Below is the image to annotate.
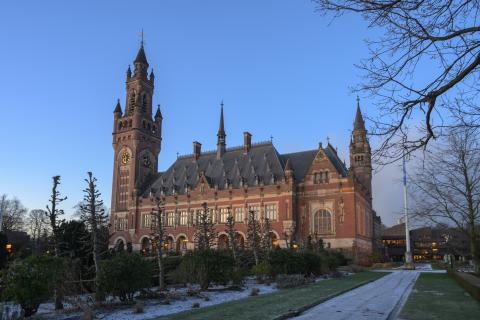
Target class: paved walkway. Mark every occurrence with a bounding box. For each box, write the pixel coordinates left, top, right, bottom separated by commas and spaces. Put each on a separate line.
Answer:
293, 270, 420, 320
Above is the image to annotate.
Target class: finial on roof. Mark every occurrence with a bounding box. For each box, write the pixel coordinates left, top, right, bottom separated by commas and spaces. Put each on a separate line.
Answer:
134, 30, 148, 66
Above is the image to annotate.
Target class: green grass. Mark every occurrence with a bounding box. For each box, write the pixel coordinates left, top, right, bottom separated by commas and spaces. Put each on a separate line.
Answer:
400, 273, 480, 320
156, 272, 386, 320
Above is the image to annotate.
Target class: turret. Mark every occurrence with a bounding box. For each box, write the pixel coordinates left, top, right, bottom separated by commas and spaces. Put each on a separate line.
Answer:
349, 97, 372, 194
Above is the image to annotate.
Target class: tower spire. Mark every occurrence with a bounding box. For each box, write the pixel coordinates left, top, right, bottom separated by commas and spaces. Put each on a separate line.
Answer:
354, 96, 365, 130
217, 101, 226, 158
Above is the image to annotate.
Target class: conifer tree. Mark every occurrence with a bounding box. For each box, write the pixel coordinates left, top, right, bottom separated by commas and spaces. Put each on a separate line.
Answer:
79, 172, 108, 301
194, 202, 217, 251
225, 209, 237, 263
260, 217, 272, 257
150, 194, 167, 291
45, 175, 67, 310
246, 210, 261, 265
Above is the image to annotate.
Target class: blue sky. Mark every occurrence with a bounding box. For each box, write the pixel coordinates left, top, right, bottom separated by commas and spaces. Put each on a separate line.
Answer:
0, 0, 405, 226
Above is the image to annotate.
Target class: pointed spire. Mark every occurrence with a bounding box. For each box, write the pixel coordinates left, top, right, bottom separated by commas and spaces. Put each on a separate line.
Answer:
127, 65, 132, 78
134, 42, 149, 66
354, 96, 365, 130
155, 104, 163, 120
114, 99, 122, 115
218, 100, 225, 135
217, 101, 226, 158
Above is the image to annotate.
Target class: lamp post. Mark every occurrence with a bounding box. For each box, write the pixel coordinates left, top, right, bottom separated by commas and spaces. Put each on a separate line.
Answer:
403, 149, 414, 269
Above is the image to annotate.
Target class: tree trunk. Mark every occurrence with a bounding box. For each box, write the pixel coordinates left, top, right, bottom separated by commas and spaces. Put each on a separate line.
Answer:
157, 244, 165, 291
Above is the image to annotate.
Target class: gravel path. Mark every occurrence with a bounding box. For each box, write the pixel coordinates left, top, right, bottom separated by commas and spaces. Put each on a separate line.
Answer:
293, 270, 420, 320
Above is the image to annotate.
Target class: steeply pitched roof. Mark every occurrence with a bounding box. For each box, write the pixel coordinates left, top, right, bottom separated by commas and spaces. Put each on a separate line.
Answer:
147, 140, 349, 196
134, 44, 148, 66
148, 142, 285, 196
354, 100, 365, 130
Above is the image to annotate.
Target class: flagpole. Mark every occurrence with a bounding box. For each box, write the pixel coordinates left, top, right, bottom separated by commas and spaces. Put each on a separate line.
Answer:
403, 148, 413, 269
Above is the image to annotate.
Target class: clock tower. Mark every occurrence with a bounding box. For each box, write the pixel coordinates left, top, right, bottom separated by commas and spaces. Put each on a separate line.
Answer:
111, 42, 162, 215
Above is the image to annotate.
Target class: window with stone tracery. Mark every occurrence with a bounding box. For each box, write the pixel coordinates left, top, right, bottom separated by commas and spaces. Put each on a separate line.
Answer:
314, 209, 332, 234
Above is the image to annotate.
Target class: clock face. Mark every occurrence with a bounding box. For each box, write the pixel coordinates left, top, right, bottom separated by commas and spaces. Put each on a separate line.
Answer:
121, 151, 131, 165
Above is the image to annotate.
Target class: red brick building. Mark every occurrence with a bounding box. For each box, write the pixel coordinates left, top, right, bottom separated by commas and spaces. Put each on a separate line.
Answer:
109, 44, 375, 258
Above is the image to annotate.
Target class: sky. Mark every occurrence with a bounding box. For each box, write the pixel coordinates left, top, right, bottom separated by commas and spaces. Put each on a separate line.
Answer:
0, 0, 407, 226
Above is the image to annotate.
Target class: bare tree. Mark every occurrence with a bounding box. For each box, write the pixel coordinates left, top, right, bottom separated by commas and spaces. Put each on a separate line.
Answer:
79, 172, 108, 301
246, 210, 261, 265
0, 194, 27, 232
45, 175, 67, 310
150, 193, 167, 291
314, 1, 480, 161
194, 202, 217, 251
410, 127, 480, 272
225, 211, 238, 263
27, 209, 49, 252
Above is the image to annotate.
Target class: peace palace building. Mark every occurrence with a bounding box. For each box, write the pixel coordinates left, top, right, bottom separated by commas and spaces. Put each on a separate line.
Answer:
109, 44, 377, 259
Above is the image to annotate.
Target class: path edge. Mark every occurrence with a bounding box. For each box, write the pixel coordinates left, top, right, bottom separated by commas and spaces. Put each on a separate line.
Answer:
273, 272, 389, 320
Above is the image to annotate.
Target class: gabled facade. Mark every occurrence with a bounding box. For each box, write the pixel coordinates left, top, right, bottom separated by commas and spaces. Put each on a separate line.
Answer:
109, 44, 375, 260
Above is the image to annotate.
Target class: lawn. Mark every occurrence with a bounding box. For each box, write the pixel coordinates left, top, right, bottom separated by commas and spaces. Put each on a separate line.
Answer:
156, 271, 386, 320
400, 273, 480, 320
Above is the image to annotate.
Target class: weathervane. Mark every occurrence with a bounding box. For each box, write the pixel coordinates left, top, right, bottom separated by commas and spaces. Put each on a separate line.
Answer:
139, 29, 144, 46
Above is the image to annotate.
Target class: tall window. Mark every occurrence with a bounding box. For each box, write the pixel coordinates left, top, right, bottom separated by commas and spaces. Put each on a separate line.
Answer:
265, 204, 278, 221
219, 208, 230, 223
179, 210, 188, 226
166, 212, 175, 227
234, 207, 244, 223
314, 171, 329, 184
248, 205, 260, 220
142, 213, 153, 229
116, 217, 127, 231
314, 209, 332, 234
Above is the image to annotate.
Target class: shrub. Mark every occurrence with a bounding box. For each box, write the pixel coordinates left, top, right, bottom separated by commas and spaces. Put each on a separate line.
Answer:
192, 302, 200, 308
250, 287, 259, 296
302, 252, 323, 276
2, 255, 64, 317
168, 250, 233, 290
269, 250, 306, 276
251, 261, 272, 282
98, 252, 152, 302
276, 274, 312, 289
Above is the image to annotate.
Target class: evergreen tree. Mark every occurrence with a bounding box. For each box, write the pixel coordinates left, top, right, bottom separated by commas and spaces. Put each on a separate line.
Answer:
194, 202, 217, 251
225, 211, 237, 263
45, 175, 67, 310
260, 217, 272, 257
246, 210, 261, 265
150, 194, 167, 291
79, 172, 109, 301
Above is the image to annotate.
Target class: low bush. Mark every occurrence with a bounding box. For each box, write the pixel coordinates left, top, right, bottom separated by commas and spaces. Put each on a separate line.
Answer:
2, 254, 64, 317
276, 274, 313, 289
98, 252, 153, 302
251, 261, 272, 282
269, 250, 306, 276
250, 287, 260, 296
168, 250, 234, 290
448, 271, 480, 301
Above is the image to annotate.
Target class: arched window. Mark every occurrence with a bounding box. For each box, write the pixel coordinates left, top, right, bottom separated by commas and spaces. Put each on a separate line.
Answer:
142, 94, 147, 112
129, 91, 136, 114
314, 209, 332, 234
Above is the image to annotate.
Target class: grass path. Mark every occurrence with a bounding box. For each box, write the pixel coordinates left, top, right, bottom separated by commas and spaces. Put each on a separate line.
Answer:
400, 273, 480, 320
156, 272, 386, 320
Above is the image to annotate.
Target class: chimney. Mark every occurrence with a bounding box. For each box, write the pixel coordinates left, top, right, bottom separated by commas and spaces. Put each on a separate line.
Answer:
193, 141, 202, 160
243, 132, 252, 153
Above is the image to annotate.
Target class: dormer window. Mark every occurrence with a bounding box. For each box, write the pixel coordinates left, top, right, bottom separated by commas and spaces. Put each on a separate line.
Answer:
314, 171, 329, 184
